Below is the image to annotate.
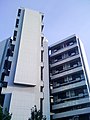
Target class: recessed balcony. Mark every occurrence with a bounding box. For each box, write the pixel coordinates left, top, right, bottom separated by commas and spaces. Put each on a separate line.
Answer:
52, 80, 86, 94
51, 60, 81, 77
50, 43, 77, 57
50, 54, 80, 68
53, 89, 88, 105
52, 107, 90, 119
50, 49, 79, 65
51, 66, 83, 80
53, 77, 84, 88
52, 97, 90, 110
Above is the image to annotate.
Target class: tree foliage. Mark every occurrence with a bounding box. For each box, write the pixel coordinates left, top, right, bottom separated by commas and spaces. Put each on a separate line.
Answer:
0, 106, 12, 120
28, 105, 46, 120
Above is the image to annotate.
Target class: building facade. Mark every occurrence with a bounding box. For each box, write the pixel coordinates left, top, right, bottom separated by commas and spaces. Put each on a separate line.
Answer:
0, 8, 50, 120
49, 35, 90, 120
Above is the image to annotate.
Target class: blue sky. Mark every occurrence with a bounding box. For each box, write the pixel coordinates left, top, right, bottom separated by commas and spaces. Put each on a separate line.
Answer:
0, 0, 90, 66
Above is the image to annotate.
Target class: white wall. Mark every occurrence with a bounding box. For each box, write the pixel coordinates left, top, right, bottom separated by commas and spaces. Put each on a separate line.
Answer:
43, 38, 50, 120
14, 9, 41, 86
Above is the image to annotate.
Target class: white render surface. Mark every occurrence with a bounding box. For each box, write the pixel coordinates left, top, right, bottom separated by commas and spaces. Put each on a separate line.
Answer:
43, 38, 50, 120
9, 87, 36, 120
14, 9, 42, 85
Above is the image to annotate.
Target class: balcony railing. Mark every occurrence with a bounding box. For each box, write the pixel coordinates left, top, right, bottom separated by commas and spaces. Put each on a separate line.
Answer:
51, 63, 81, 76
53, 78, 84, 88
54, 93, 88, 104
51, 41, 77, 55
51, 51, 79, 65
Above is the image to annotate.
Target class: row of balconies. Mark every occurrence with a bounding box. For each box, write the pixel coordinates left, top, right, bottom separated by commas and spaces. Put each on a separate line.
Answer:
50, 54, 80, 69
51, 37, 77, 55
52, 81, 87, 96
50, 47, 79, 64
51, 60, 81, 76
53, 101, 90, 116
54, 92, 88, 105
53, 76, 84, 88
50, 42, 78, 58
50, 66, 83, 80
52, 97, 90, 110
52, 107, 90, 119
52, 71, 84, 85
53, 88, 88, 104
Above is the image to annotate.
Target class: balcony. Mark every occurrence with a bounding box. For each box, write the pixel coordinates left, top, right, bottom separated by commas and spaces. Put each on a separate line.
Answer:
53, 91, 88, 105
50, 49, 79, 65
50, 43, 77, 57
51, 66, 83, 80
52, 80, 86, 94
52, 97, 90, 110
50, 54, 80, 68
52, 107, 90, 119
53, 76, 84, 88
51, 60, 81, 76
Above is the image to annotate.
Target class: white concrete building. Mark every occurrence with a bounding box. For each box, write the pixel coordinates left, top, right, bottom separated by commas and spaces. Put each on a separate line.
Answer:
0, 8, 50, 120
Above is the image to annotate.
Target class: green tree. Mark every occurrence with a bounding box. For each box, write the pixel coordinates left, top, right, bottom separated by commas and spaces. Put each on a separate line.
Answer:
28, 105, 46, 120
0, 106, 3, 119
0, 105, 12, 120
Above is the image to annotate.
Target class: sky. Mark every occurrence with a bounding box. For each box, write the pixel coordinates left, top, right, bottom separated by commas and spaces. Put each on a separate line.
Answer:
0, 0, 90, 67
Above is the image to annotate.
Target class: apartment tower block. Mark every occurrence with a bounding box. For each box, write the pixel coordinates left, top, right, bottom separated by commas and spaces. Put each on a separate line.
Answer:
49, 35, 90, 120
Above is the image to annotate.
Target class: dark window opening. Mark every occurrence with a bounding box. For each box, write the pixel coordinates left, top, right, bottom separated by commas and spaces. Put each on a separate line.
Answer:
1, 73, 5, 81
4, 69, 10, 76
41, 15, 44, 22
0, 94, 5, 106
18, 9, 21, 16
41, 67, 43, 81
14, 30, 17, 36
6, 49, 13, 57
41, 25, 44, 32
40, 86, 43, 92
41, 37, 44, 47
10, 39, 12, 43
10, 44, 15, 51
4, 60, 12, 70
13, 36, 16, 41
2, 81, 8, 88
41, 51, 43, 62
40, 98, 43, 116
13, 30, 17, 41
15, 19, 19, 28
